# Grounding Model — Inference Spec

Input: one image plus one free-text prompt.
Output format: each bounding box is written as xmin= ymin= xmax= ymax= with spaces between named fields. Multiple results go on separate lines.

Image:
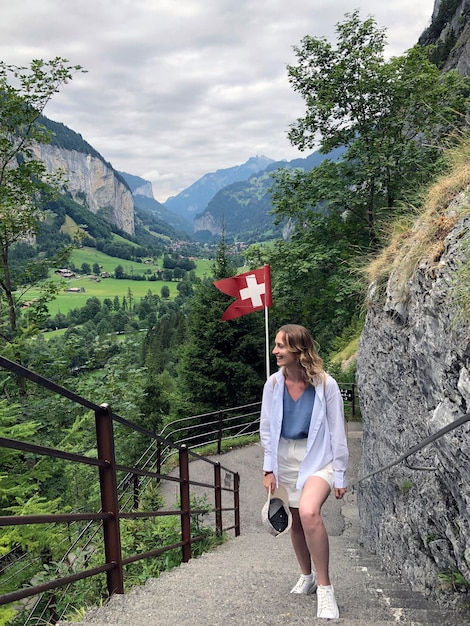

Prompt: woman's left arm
xmin=325 ymin=376 xmax=349 ymax=490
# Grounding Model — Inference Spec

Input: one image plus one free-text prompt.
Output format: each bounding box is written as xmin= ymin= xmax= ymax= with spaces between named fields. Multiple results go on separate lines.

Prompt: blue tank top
xmin=281 ymin=384 xmax=315 ymax=439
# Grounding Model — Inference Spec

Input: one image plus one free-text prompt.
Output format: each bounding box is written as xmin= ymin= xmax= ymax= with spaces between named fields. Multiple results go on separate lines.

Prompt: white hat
xmin=261 ymin=484 xmax=292 ymax=536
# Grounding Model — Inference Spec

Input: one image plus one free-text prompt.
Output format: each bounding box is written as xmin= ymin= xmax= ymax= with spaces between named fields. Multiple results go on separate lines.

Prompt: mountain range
xmin=121 ymin=146 xmax=345 ymax=244
xmin=163 ymin=155 xmax=275 ymax=221
xmin=38 ymin=112 xmax=343 ymax=245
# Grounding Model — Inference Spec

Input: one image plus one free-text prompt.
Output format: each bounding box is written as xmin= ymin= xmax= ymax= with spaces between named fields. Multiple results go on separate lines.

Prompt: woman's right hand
xmin=263 ymin=473 xmax=276 ymax=493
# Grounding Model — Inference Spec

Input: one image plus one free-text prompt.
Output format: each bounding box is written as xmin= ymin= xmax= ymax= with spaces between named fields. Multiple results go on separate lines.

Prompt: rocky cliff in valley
xmin=34 ymin=143 xmax=135 ymax=236
xmin=193 ymin=212 xmax=222 ymax=237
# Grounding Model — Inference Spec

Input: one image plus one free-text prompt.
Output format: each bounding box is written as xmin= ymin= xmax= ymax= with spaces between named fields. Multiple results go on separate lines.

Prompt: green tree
xmin=112 ymin=310 xmax=129 ymax=332
xmin=284 ymin=10 xmax=470 ymax=248
xmin=143 ymin=307 xmax=186 ymax=376
xmin=79 ymin=296 xmax=101 ymax=322
xmin=127 ymin=287 xmax=134 ymax=310
xmin=177 ymin=236 xmax=266 ymax=413
xmin=162 ymin=268 xmax=173 ymax=281
xmin=0 ymin=58 xmax=84 ymax=342
xmin=176 ymin=278 xmax=194 ymax=300
xmin=265 ymin=10 xmax=470 ymax=352
xmin=267 ymin=209 xmax=364 ymax=352
xmin=173 ymin=266 xmax=184 ymax=280
xmin=0 ymin=400 xmax=39 ymax=515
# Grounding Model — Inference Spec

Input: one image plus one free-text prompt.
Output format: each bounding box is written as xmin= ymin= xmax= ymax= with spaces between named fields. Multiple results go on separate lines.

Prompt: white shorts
xmin=278 ymin=437 xmax=334 ymax=508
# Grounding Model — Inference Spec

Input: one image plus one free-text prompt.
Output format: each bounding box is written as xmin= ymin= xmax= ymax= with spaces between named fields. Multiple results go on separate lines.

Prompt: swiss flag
xmin=213 ymin=265 xmax=272 ymax=321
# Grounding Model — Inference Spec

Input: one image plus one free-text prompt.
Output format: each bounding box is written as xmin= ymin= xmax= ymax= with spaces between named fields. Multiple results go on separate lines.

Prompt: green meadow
xmin=25 ymin=247 xmax=213 ymax=317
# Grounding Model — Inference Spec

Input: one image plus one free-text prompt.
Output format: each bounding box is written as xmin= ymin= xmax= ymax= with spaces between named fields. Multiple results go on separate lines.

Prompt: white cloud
xmin=0 ymin=0 xmax=434 ymax=201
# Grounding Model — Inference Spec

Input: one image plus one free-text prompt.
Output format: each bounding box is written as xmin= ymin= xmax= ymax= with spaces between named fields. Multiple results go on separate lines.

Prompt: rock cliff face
xmin=356 ymin=197 xmax=470 ymax=606
xmin=193 ymin=212 xmax=222 ymax=237
xmin=354 ymin=3 xmax=470 ymax=607
xmin=422 ymin=0 xmax=470 ymax=75
xmin=131 ymin=179 xmax=153 ymax=199
xmin=441 ymin=0 xmax=470 ymax=74
xmin=34 ymin=144 xmax=135 ymax=236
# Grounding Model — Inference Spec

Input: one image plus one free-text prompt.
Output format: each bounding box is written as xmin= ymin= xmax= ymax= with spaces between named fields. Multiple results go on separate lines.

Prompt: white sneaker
xmin=316 ymin=585 xmax=339 ymax=619
xmin=290 ymin=574 xmax=317 ymax=595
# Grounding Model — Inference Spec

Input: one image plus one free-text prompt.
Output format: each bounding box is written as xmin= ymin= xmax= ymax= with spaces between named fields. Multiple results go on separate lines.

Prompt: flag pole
xmin=265 ymin=303 xmax=270 ymax=379
xmin=264 ymin=264 xmax=271 ymax=379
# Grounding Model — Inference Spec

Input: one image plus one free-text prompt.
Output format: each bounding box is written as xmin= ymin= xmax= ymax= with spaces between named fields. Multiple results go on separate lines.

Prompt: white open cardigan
xmin=260 ymin=370 xmax=349 ymax=489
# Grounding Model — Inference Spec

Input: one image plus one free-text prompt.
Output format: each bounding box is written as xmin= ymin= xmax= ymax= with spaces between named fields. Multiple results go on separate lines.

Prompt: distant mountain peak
xmin=118 ymin=171 xmax=154 ymax=199
xmin=163 ymin=155 xmax=276 ymax=220
xmin=119 ymin=171 xmax=193 ymax=235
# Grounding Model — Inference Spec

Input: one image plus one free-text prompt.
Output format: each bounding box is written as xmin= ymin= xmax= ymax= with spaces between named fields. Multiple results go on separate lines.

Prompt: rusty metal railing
xmin=0 ymin=355 xmax=240 ymax=618
xmin=350 ymin=409 xmax=470 ymax=489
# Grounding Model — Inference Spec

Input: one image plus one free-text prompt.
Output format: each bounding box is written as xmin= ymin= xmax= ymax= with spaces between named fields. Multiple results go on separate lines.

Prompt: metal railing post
xmin=157 ymin=440 xmax=162 ymax=479
xmin=214 ymin=463 xmax=222 ymax=535
xmin=234 ymin=472 xmax=240 ymax=537
xmin=95 ymin=404 xmax=124 ymax=595
xmin=217 ymin=411 xmax=223 ymax=454
xmin=179 ymin=445 xmax=192 ymax=563
xmin=133 ymin=473 xmax=139 ymax=510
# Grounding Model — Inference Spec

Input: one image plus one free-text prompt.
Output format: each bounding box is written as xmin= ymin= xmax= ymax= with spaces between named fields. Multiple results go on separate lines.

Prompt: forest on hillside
xmin=2 ymin=10 xmax=470 ymax=624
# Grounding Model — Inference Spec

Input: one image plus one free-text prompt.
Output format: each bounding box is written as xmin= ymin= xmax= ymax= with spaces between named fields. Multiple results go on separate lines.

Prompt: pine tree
xmin=177 ymin=233 xmax=266 ymax=413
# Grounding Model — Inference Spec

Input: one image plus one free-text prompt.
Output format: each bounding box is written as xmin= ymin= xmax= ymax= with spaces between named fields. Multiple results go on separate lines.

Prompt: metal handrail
xmin=159 ymin=402 xmax=262 ymax=437
xmin=350 ymin=410 xmax=470 ymax=489
xmin=0 ymin=355 xmax=241 ymax=621
xmin=123 ymin=383 xmax=357 ymax=503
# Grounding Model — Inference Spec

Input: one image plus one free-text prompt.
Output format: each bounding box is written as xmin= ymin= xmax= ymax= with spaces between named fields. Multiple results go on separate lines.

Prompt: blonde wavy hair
xmin=278 ymin=324 xmax=324 ymax=385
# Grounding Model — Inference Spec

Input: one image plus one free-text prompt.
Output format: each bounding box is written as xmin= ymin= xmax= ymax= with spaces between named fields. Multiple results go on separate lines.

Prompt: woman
xmin=260 ymin=324 xmax=349 ymax=620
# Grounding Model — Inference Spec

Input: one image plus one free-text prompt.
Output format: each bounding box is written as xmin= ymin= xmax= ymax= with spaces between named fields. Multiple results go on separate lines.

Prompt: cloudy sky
xmin=1 ymin=1 xmax=434 ymax=202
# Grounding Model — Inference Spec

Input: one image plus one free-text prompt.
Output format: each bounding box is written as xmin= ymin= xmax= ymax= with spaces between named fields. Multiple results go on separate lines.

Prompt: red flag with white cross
xmin=213 ymin=265 xmax=272 ymax=321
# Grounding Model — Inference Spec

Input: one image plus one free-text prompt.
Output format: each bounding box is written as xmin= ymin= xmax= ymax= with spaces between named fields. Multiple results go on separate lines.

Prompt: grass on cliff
xmin=365 ymin=134 xmax=470 ymax=304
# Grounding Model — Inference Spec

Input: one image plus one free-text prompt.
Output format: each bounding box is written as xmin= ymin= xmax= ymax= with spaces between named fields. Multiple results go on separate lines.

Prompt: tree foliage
xmin=285 ymin=10 xmax=470 ymax=248
xmin=177 ymin=234 xmax=266 ymax=413
xmin=264 ymin=10 xmax=470 ymax=352
xmin=0 ymin=57 xmax=84 ymax=342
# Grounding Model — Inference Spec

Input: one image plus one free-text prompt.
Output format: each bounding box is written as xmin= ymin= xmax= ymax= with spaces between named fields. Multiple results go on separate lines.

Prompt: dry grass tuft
xmin=365 ymin=135 xmax=470 ymax=302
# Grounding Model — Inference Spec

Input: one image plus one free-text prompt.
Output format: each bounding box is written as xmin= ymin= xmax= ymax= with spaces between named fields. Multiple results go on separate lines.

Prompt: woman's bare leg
xmin=297 ymin=476 xmax=332 ymax=585
xmin=289 ymin=507 xmax=312 ymax=574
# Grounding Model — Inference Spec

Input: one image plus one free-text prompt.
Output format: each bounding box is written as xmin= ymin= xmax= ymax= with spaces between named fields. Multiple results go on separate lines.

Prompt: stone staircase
xmin=58 ymin=430 xmax=469 ymax=625
xmin=343 ymin=546 xmax=467 ymax=625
